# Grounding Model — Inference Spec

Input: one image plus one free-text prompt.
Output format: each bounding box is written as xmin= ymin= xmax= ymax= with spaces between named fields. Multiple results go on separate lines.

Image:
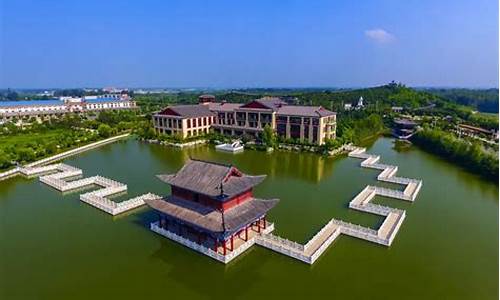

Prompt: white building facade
xmin=0 ymin=96 xmax=136 ymax=122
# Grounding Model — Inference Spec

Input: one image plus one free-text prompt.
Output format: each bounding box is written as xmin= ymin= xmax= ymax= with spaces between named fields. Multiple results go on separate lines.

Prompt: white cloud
xmin=364 ymin=28 xmax=395 ymax=44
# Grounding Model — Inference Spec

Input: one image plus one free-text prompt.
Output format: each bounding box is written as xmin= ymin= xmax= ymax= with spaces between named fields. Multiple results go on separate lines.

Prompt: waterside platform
xmin=20 ymin=163 xmax=160 ymax=215
xmin=151 ymin=221 xmax=275 ymax=264
xmin=249 ymin=146 xmax=421 ymax=264
xmin=347 ymin=146 xmax=423 ymax=201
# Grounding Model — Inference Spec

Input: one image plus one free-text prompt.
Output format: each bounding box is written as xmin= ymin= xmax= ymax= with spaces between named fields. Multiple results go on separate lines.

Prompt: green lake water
xmin=0 ymin=137 xmax=498 ymax=299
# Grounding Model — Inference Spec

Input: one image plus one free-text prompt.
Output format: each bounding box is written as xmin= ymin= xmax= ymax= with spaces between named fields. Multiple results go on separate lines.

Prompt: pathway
xmin=19 ymin=163 xmax=161 ymax=216
xmin=255 ymin=146 xmax=422 ymax=264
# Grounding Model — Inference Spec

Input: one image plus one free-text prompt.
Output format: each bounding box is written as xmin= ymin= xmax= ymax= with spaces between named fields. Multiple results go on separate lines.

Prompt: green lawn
xmin=0 ymin=129 xmax=68 ymax=146
xmin=475 ymin=112 xmax=499 ymax=118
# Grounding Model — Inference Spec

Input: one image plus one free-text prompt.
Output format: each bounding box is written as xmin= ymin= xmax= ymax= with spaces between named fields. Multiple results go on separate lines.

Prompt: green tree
xmin=97 ymin=124 xmax=112 ymax=138
xmin=16 ymin=148 xmax=36 ymax=162
xmin=261 ymin=125 xmax=277 ymax=148
xmin=0 ymin=151 xmax=11 ymax=169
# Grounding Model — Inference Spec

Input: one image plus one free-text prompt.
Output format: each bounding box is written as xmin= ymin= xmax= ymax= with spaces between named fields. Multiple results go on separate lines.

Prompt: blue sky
xmin=0 ymin=0 xmax=498 ymax=88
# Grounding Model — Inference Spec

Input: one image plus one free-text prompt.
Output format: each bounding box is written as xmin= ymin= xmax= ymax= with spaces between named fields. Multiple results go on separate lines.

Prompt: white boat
xmin=215 ymin=141 xmax=244 ymax=153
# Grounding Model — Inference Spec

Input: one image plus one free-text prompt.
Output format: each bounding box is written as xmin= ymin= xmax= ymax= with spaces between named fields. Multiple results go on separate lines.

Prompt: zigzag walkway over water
xmin=20 ymin=163 xmax=161 ymax=215
xmin=17 ymin=147 xmax=422 ymax=265
xmin=255 ymin=146 xmax=423 ymax=264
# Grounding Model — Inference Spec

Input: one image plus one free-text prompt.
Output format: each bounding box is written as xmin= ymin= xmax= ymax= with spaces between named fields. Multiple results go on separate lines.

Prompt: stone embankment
xmin=141 ymin=138 xmax=207 ymax=148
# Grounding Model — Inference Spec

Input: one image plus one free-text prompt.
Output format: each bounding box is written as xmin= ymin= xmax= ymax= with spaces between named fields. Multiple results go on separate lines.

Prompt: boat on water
xmin=215 ymin=141 xmax=244 ymax=153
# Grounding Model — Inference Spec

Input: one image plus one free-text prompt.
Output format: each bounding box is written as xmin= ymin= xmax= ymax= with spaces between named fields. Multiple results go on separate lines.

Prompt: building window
xmin=290 ymin=124 xmax=301 ymax=139
xmin=248 ymin=113 xmax=258 ymax=121
xmin=277 ymin=124 xmax=286 ymax=135
xmin=276 ymin=116 xmax=288 ymax=123
xmin=261 ymin=114 xmax=271 ymax=125
xmin=187 ymin=119 xmax=191 ymax=128
xmin=236 ymin=112 xmax=246 ymax=121
xmin=218 ymin=113 xmax=225 ymax=124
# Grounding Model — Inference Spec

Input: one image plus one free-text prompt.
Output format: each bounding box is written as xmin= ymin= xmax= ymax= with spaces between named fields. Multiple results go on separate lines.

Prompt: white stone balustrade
xmin=20 ymin=162 xmax=158 ymax=216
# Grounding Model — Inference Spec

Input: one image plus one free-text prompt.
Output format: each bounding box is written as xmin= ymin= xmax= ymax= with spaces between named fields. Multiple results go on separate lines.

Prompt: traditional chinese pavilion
xmin=145 ymin=159 xmax=279 ymax=256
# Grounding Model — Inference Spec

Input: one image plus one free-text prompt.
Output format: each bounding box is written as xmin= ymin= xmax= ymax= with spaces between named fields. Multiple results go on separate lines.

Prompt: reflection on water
xmin=149 ymin=239 xmax=268 ymax=299
xmin=146 ymin=142 xmax=337 ymax=184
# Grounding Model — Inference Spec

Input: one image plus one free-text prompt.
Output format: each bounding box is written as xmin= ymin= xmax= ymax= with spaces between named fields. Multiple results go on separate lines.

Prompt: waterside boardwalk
xmin=348 ymin=146 xmax=423 ymax=201
xmin=253 ymin=146 xmax=421 ymax=264
xmin=20 ymin=163 xmax=160 ymax=215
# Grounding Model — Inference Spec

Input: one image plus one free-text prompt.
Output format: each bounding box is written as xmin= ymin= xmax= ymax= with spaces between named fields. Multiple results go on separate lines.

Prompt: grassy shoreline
xmin=0 ymin=133 xmax=130 ymax=173
xmin=411 ymin=128 xmax=498 ymax=182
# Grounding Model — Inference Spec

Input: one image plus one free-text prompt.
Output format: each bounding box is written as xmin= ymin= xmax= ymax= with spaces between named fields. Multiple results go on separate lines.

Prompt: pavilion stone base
xmin=150 ymin=221 xmax=275 ymax=264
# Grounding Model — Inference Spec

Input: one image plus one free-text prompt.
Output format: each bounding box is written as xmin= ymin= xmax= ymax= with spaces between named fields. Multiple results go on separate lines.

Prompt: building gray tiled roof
xmin=156 ymin=98 xmax=336 ymax=119
xmin=208 ymin=102 xmax=243 ymax=112
xmin=276 ymin=105 xmax=336 ymax=117
xmin=158 ymin=104 xmax=215 ymax=118
xmin=255 ymin=97 xmax=287 ymax=110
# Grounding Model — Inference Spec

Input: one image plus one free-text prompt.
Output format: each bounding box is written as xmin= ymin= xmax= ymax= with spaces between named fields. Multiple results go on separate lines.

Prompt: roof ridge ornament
xmin=218 ymin=181 xmax=224 ymax=196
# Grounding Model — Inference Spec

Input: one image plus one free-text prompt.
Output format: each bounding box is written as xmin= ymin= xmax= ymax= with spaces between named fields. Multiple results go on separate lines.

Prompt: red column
xmin=256 ymin=220 xmax=261 ymax=233
xmin=223 ymin=240 xmax=227 ymax=256
xmin=262 ymin=215 xmax=266 ymax=229
xmin=230 ymin=235 xmax=234 ymax=251
xmin=245 ymin=226 xmax=248 ymax=241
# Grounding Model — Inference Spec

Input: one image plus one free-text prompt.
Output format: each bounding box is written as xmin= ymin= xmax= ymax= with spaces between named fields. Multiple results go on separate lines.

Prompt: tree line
xmin=412 ymin=127 xmax=498 ymax=181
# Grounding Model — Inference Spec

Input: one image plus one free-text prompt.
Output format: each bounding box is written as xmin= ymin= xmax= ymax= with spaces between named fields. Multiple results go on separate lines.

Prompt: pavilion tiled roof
xmin=157 ymin=159 xmax=266 ymax=200
xmin=145 ymin=196 xmax=279 ymax=234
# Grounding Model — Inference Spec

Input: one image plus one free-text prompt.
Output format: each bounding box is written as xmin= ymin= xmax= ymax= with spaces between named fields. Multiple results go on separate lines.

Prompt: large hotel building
xmin=153 ymin=95 xmax=336 ymax=145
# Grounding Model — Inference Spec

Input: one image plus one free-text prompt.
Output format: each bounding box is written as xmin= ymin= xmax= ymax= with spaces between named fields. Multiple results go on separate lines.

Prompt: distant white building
xmin=0 ymin=95 xmax=136 ymax=122
xmin=344 ymin=103 xmax=353 ymax=110
xmin=356 ymin=96 xmax=364 ymax=109
xmin=36 ymin=90 xmax=55 ymax=97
